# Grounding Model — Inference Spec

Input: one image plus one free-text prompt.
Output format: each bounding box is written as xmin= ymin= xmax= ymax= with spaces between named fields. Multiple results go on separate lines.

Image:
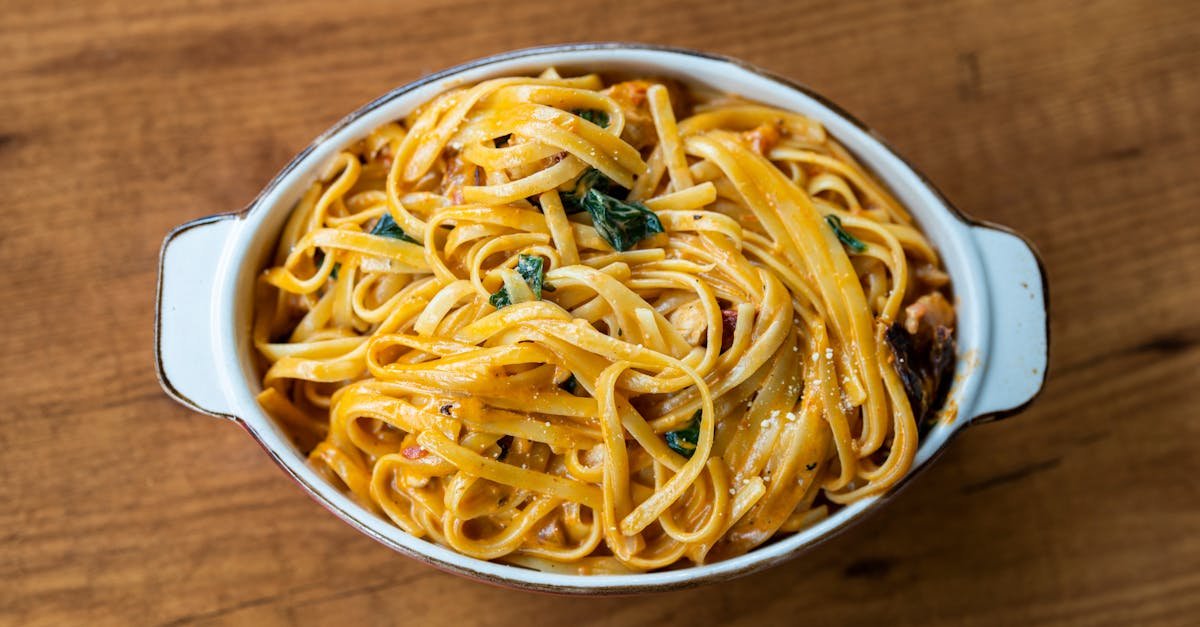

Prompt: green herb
xmin=585 ymin=191 xmax=664 ymax=252
xmin=665 ymin=410 xmax=702 ymax=458
xmin=825 ymin=215 xmax=866 ymax=253
xmin=494 ymin=134 xmax=512 ymax=148
xmin=559 ymin=374 xmax=578 ymax=394
xmin=489 ymin=254 xmax=550 ymax=309
xmin=516 ymin=254 xmax=547 ymax=298
xmin=560 ymin=169 xmax=617 ymax=214
xmin=562 ymin=170 xmax=662 ymax=251
xmin=370 ymin=212 xmax=421 ymax=245
xmin=559 ymin=168 xmax=663 ymax=251
xmin=488 ymin=289 xmax=512 ymax=309
xmin=573 ymin=109 xmax=609 ymax=128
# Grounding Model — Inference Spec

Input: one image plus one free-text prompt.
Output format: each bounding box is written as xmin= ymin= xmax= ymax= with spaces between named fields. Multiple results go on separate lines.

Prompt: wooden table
xmin=4 ymin=0 xmax=1198 ymax=624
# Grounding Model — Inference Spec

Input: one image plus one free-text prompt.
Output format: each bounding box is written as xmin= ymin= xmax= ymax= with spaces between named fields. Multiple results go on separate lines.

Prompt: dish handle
xmin=155 ymin=213 xmax=241 ymax=420
xmin=967 ymin=224 xmax=1050 ymax=423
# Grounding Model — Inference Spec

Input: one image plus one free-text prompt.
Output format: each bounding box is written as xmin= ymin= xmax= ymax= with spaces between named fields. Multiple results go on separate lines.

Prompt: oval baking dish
xmin=155 ymin=43 xmax=1048 ymax=594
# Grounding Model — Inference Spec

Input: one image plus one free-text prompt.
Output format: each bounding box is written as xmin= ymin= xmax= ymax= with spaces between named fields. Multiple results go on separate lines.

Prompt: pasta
xmin=253 ymin=69 xmax=957 ymax=574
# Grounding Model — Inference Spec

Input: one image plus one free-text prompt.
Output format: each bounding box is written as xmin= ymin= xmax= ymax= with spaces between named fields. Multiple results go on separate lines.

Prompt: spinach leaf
xmin=583 ymin=190 xmax=664 ymax=252
xmin=488 ymin=288 xmax=512 ymax=310
xmin=516 ymin=254 xmax=547 ymax=299
xmin=560 ymin=169 xmax=617 ymax=214
xmin=558 ymin=167 xmax=663 ymax=251
xmin=573 ymin=108 xmax=609 ymax=128
xmin=825 ymin=215 xmax=867 ymax=253
xmin=561 ymin=170 xmax=662 ymax=251
xmin=370 ymin=212 xmax=421 ymax=245
xmin=665 ymin=410 xmax=702 ymax=458
xmin=489 ymin=254 xmax=550 ymax=309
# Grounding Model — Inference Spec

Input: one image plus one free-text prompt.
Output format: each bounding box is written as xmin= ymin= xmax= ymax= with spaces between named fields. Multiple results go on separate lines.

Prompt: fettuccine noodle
xmin=254 ymin=70 xmax=956 ymax=574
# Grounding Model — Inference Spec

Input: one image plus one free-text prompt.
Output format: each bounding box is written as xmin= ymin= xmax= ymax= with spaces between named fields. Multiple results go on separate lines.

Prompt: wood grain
xmin=2 ymin=0 xmax=1198 ymax=625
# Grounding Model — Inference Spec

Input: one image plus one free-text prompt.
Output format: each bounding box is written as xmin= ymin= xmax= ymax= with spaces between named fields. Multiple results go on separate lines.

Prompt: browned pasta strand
xmin=253 ymin=70 xmax=956 ymax=573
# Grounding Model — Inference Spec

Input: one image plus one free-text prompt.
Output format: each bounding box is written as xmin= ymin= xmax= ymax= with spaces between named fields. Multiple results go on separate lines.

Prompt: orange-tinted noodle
xmin=253 ymin=69 xmax=956 ymax=574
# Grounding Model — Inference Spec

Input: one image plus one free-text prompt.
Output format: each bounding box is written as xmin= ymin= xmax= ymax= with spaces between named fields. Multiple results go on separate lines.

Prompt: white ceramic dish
xmin=155 ymin=43 xmax=1048 ymax=594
